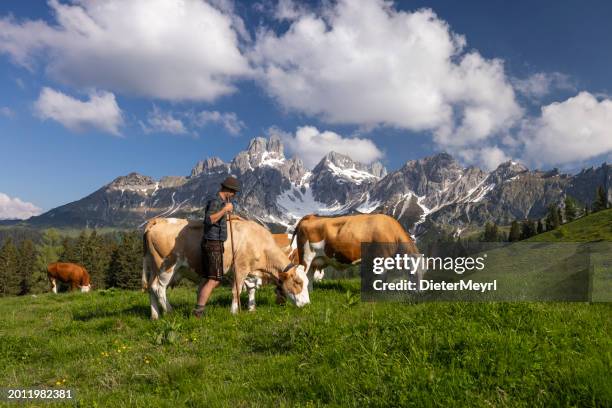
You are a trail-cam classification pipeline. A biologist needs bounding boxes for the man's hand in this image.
[224,202,234,213]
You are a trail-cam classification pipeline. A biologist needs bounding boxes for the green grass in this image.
[528,209,612,242]
[1,282,611,407]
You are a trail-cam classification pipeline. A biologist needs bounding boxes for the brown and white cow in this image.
[142,217,310,320]
[292,214,423,288]
[243,233,299,310]
[47,262,92,293]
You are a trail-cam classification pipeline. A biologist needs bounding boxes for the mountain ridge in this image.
[11,135,611,237]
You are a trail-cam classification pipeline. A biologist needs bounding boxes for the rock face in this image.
[22,136,612,238]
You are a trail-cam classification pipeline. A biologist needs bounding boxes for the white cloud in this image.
[276,125,383,168]
[34,87,123,135]
[0,107,14,118]
[251,0,521,148]
[456,146,510,171]
[141,106,188,135]
[274,0,306,21]
[513,72,575,100]
[0,0,251,101]
[0,192,42,220]
[193,110,246,135]
[521,92,612,167]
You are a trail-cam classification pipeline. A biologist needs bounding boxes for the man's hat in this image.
[221,176,241,192]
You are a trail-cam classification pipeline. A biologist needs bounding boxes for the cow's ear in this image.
[278,271,289,282]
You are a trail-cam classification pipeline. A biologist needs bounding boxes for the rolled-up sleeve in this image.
[203,200,216,227]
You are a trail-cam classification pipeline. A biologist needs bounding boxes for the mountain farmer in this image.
[193,176,241,318]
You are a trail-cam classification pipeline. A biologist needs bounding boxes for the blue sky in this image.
[1,0,611,217]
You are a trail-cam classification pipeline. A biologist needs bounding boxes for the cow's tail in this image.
[142,230,151,291]
[290,214,314,248]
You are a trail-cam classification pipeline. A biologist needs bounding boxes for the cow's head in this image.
[278,265,310,307]
[80,284,91,293]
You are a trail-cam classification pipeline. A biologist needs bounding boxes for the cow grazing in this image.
[47,262,91,293]
[242,233,299,310]
[292,214,423,288]
[142,217,310,320]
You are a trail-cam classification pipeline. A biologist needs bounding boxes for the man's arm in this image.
[205,202,233,225]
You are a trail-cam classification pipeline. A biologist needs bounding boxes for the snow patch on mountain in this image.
[326,161,377,185]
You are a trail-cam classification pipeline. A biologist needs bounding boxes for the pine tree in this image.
[564,196,578,222]
[113,231,143,290]
[537,219,544,234]
[59,236,79,263]
[557,207,564,225]
[483,222,500,242]
[82,230,112,290]
[35,229,63,293]
[508,221,521,242]
[520,220,536,240]
[17,239,37,295]
[0,238,20,296]
[546,204,560,230]
[593,186,609,212]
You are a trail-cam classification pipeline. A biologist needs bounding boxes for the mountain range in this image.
[11,135,611,239]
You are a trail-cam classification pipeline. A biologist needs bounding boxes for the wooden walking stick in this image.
[227,201,241,313]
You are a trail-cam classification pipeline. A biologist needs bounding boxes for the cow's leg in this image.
[231,269,247,315]
[148,285,161,320]
[313,269,325,282]
[243,276,261,312]
[150,269,174,317]
[49,277,57,294]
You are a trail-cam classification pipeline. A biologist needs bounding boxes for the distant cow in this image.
[47,262,91,293]
[292,214,423,287]
[142,217,310,319]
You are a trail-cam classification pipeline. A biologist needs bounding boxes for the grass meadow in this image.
[1,280,610,407]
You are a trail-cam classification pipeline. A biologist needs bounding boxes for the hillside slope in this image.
[528,209,612,242]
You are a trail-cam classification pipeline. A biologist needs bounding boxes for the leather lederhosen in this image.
[201,239,224,281]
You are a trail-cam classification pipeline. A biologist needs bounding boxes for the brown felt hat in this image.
[221,176,241,192]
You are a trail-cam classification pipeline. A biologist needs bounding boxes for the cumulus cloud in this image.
[513,72,575,100]
[192,110,246,135]
[274,0,307,21]
[251,0,522,148]
[456,146,510,171]
[34,87,123,135]
[140,106,188,135]
[521,92,612,167]
[0,106,14,118]
[0,0,251,101]
[0,192,42,220]
[275,125,383,168]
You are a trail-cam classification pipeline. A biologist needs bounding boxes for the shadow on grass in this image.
[72,291,278,321]
[72,304,152,321]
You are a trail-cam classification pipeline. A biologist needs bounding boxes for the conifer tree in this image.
[35,229,63,293]
[537,219,544,234]
[0,238,20,296]
[593,186,609,212]
[17,239,36,295]
[546,204,560,230]
[508,221,521,242]
[564,196,577,222]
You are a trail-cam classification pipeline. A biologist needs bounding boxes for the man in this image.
[193,176,241,318]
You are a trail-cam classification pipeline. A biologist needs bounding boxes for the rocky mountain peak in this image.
[314,151,386,178]
[107,172,156,190]
[369,161,388,178]
[191,157,228,177]
[487,160,528,184]
[247,135,284,157]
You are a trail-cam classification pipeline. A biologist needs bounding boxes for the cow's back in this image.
[47,262,87,283]
[305,214,417,261]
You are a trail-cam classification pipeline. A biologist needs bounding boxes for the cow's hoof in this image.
[248,306,256,312]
